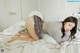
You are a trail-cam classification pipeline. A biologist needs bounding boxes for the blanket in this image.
[0,33,61,53]
[0,21,80,53]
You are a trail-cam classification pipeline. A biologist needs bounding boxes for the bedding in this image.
[0,33,60,53]
[0,21,60,53]
[0,21,80,53]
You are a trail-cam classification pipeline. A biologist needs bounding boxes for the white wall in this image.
[38,0,80,21]
[21,0,38,20]
[0,0,38,31]
[4,0,22,29]
[66,2,80,17]
[0,0,80,31]
[0,0,22,31]
[38,0,66,21]
[0,0,6,31]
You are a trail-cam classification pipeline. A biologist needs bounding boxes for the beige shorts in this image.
[19,15,44,39]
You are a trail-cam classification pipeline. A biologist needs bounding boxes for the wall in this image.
[0,0,38,31]
[66,2,80,17]
[0,0,80,31]
[4,0,22,29]
[0,0,6,31]
[21,0,38,20]
[38,0,80,22]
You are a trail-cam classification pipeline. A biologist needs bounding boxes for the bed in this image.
[0,21,80,53]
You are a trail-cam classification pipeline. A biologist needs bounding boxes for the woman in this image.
[5,15,78,44]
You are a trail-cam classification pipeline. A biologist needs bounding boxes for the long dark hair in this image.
[61,16,78,40]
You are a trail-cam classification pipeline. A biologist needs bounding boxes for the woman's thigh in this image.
[19,33,34,41]
[25,16,39,40]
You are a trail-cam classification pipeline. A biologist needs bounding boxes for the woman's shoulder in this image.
[44,21,62,33]
[45,21,62,24]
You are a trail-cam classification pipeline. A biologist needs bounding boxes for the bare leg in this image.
[18,33,34,41]
[5,33,21,43]
[5,16,40,44]
[5,33,34,44]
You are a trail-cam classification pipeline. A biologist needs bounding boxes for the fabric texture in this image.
[34,15,44,39]
[1,20,80,53]
[44,22,70,44]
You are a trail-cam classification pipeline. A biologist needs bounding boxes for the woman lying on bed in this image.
[5,15,78,44]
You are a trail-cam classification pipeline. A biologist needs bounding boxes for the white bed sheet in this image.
[0,21,80,53]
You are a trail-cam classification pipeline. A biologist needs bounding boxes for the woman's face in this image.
[64,22,75,32]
